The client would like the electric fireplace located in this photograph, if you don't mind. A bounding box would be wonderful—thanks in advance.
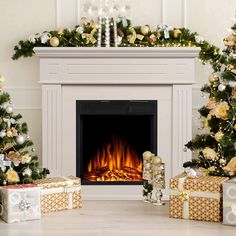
[76,100,157,184]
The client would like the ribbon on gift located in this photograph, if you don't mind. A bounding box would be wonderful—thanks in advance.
[171,176,221,219]
[127,28,144,44]
[157,24,173,39]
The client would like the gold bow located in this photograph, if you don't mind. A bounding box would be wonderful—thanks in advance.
[127,28,144,44]
[180,190,190,201]
[81,32,97,45]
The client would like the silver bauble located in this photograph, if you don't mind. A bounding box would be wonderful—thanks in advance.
[6,106,13,113]
[22,167,32,177]
[16,135,25,144]
[0,130,6,138]
[218,84,226,91]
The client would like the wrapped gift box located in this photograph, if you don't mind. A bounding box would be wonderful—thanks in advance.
[34,176,82,213]
[169,173,229,222]
[223,178,236,226]
[0,184,41,223]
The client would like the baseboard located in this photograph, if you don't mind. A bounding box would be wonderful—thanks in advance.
[82,185,169,200]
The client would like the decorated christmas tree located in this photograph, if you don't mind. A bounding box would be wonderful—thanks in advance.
[0,76,49,185]
[184,20,236,177]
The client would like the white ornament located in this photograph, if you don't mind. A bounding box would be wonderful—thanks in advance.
[22,168,32,177]
[40,32,51,44]
[185,167,197,177]
[219,158,227,165]
[0,130,6,138]
[6,106,13,113]
[28,34,36,43]
[76,26,84,34]
[16,135,25,144]
[195,35,204,43]
[229,81,236,87]
[218,84,226,91]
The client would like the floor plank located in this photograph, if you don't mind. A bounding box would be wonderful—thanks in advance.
[0,201,235,236]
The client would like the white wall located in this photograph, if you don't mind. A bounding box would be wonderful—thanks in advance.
[0,0,235,160]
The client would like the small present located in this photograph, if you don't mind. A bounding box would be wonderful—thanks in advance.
[34,176,82,213]
[223,178,236,226]
[0,184,41,223]
[169,173,229,222]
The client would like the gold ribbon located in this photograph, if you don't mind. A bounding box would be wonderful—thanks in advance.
[81,32,97,45]
[127,28,144,44]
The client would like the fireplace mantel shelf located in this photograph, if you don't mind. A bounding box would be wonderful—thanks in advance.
[34,47,200,59]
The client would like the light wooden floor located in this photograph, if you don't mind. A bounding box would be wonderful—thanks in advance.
[0,201,235,236]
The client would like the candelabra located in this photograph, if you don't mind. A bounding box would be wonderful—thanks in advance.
[83,0,131,47]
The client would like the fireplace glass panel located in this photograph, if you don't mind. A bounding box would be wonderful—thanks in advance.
[76,101,157,185]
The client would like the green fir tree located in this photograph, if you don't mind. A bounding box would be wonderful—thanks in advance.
[0,76,49,185]
[184,19,236,177]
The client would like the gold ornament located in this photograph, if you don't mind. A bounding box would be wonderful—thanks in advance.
[49,37,60,47]
[214,131,224,142]
[90,21,98,30]
[223,156,236,175]
[6,169,20,184]
[143,151,153,161]
[58,28,64,35]
[173,28,182,38]
[3,143,13,151]
[224,34,236,46]
[140,25,150,36]
[208,73,219,83]
[152,156,162,165]
[6,129,13,137]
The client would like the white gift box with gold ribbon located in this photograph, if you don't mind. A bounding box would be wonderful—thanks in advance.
[169,173,229,222]
[223,178,236,226]
[0,184,41,223]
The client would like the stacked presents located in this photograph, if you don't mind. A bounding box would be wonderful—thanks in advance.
[169,171,236,225]
[0,176,82,223]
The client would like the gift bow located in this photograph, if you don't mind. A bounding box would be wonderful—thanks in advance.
[18,199,31,211]
[127,28,144,44]
[157,24,173,39]
[82,30,97,45]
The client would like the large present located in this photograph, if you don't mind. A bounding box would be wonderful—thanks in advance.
[223,178,236,226]
[169,173,229,222]
[0,184,41,223]
[34,176,82,213]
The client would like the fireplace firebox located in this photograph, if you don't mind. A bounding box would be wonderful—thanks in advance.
[76,100,157,185]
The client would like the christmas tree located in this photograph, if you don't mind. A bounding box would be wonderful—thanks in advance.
[0,76,49,185]
[184,19,236,177]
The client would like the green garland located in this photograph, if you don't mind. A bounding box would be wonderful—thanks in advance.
[12,17,225,71]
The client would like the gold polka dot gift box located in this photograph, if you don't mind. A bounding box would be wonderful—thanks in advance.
[0,184,41,223]
[34,176,82,213]
[169,173,229,222]
[223,178,236,226]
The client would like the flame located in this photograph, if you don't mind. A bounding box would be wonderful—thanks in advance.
[84,136,142,182]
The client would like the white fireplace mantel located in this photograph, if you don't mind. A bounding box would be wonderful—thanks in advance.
[35,47,200,200]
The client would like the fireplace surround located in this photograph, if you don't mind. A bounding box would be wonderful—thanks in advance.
[35,47,200,199]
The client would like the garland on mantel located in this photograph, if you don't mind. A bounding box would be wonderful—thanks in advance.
[12,17,231,72]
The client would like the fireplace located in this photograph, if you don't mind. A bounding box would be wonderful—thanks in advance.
[76,100,157,184]
[35,47,199,199]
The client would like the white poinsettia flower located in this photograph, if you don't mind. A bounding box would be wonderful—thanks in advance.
[0,75,5,83]
[195,35,204,44]
[28,34,36,43]
[76,26,84,34]
[40,32,51,44]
